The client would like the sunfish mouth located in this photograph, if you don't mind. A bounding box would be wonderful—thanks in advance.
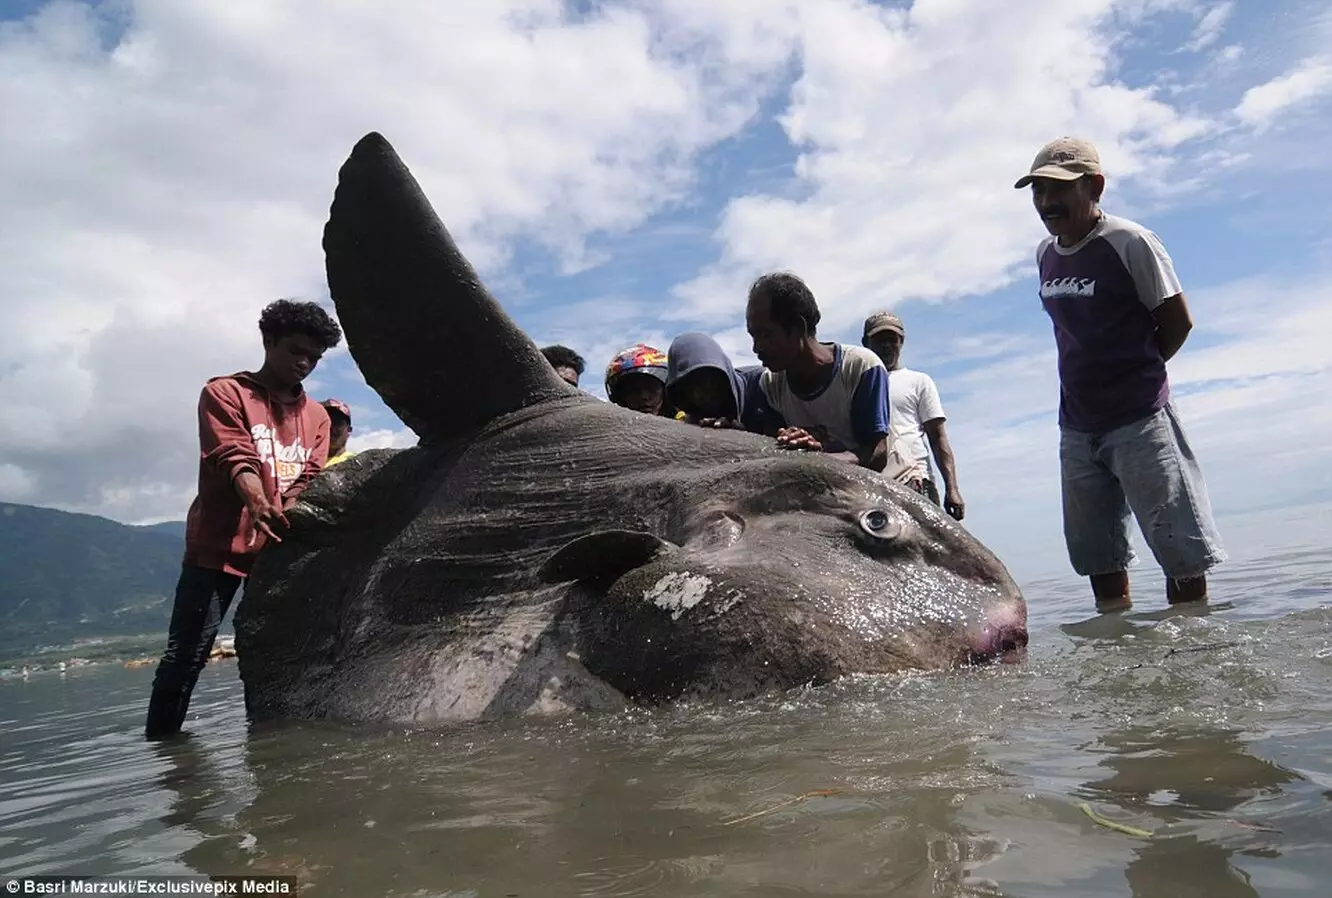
[963,600,1029,665]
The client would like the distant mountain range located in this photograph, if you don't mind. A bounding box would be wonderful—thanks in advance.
[138,520,187,538]
[0,502,188,661]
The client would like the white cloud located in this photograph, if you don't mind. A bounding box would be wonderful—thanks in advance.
[1234,57,1332,130]
[1182,1,1232,52]
[529,296,683,398]
[0,0,784,520]
[0,464,36,501]
[1167,276,1332,386]
[671,0,1217,334]
[925,273,1332,581]
[347,428,419,454]
[937,332,1041,366]
[0,0,1327,537]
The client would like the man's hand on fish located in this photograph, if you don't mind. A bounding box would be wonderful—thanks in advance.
[777,426,824,452]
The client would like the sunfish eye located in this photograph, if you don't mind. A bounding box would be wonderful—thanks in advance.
[859,509,900,539]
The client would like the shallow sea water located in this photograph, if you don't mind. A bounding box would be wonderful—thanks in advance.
[2,503,1330,897]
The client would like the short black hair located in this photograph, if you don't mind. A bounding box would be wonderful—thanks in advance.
[540,344,585,375]
[258,299,343,349]
[748,272,821,336]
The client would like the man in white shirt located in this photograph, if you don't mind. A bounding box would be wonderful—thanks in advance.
[862,311,965,520]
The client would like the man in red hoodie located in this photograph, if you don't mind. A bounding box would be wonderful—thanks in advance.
[145,299,343,739]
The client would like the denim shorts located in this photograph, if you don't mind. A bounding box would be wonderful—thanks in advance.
[1059,402,1226,579]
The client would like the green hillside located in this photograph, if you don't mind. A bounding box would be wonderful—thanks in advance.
[0,502,186,660]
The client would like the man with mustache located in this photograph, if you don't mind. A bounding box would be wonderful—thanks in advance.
[1016,137,1225,613]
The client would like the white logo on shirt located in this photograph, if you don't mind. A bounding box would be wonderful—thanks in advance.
[250,423,312,492]
[1040,277,1096,299]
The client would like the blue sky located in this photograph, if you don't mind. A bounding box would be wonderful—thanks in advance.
[1,0,1330,582]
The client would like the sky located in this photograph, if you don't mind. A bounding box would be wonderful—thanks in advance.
[1,0,1330,583]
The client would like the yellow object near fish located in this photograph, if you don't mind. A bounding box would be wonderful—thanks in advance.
[1078,802,1154,839]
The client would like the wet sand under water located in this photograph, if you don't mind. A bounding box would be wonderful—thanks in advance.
[2,509,1330,897]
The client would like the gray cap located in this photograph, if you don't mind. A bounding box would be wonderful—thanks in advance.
[862,311,905,343]
[1014,137,1102,189]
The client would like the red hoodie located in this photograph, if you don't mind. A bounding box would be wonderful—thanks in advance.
[183,372,331,577]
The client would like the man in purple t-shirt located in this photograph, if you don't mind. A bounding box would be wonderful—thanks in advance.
[1015,137,1226,613]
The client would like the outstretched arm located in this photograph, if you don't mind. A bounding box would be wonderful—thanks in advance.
[197,383,288,544]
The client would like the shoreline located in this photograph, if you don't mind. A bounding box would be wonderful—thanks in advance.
[0,634,237,681]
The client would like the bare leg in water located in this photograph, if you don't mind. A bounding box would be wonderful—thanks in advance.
[1091,571,1131,613]
[1167,575,1207,605]
[1091,571,1208,613]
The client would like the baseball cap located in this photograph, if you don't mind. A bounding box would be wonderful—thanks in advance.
[1014,137,1102,189]
[321,399,352,422]
[862,311,905,344]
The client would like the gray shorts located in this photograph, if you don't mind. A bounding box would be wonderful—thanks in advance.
[1059,402,1226,580]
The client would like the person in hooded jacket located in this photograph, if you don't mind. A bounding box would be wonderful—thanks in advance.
[665,332,781,435]
[144,299,343,740]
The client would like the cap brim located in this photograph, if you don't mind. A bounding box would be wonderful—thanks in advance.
[1014,165,1088,189]
[864,324,904,339]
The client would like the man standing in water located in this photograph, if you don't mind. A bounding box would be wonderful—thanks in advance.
[1016,137,1225,612]
[145,299,343,739]
[862,311,965,520]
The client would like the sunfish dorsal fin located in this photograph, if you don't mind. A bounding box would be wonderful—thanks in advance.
[322,132,576,444]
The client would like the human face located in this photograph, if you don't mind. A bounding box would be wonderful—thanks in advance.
[328,414,352,455]
[264,333,327,388]
[611,373,665,416]
[1030,175,1101,245]
[674,368,735,420]
[865,330,903,370]
[745,295,803,372]
[554,366,580,387]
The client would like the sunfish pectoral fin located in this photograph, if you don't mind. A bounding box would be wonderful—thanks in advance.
[322,132,577,445]
[538,530,678,585]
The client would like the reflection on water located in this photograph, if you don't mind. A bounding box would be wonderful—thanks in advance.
[1081,725,1298,898]
[2,537,1330,896]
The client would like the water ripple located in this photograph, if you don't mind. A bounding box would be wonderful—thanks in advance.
[1,546,1330,896]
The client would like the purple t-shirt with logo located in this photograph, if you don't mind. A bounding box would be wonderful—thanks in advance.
[1037,213,1183,433]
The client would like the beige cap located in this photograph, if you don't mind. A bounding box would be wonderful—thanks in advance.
[1014,137,1102,189]
[862,311,905,343]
